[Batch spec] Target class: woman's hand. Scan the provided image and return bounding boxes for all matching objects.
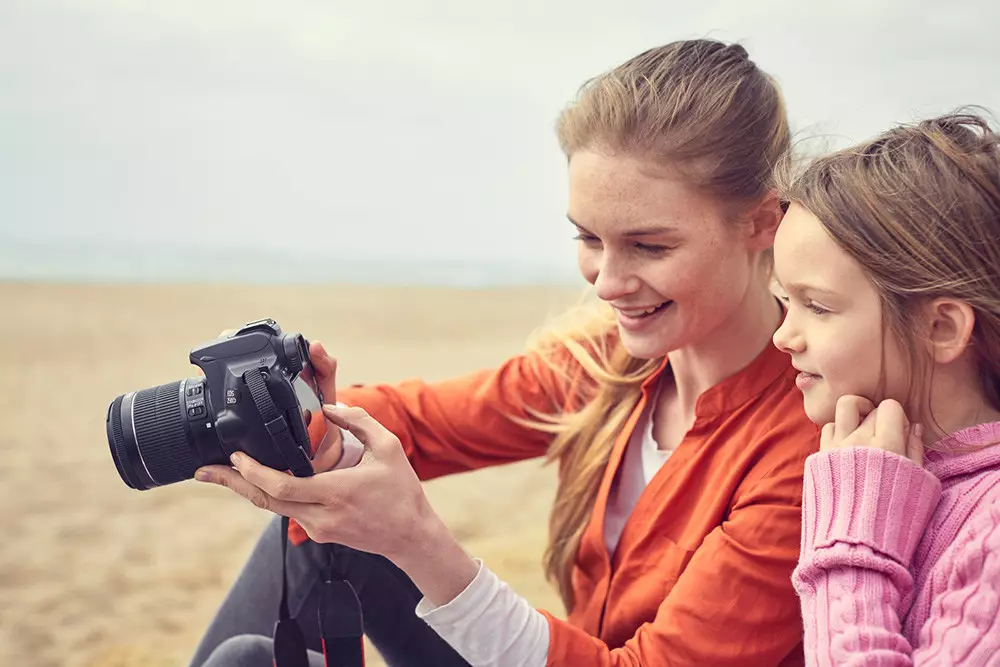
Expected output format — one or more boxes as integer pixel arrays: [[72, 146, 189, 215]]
[[306, 341, 345, 473], [195, 404, 480, 606], [820, 396, 925, 465]]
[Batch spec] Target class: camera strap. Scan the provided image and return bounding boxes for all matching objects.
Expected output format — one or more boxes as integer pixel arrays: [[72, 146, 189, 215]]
[[244, 368, 366, 667], [243, 368, 312, 477], [274, 516, 310, 667], [274, 517, 366, 667]]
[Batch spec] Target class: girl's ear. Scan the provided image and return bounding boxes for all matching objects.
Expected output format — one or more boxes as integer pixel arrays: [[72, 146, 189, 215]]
[[925, 297, 976, 364]]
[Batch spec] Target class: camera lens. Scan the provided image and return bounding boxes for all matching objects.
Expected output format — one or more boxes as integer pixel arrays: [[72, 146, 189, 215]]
[[106, 380, 204, 490]]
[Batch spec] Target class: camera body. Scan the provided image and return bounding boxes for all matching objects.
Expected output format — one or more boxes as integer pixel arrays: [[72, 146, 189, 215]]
[[107, 318, 328, 490]]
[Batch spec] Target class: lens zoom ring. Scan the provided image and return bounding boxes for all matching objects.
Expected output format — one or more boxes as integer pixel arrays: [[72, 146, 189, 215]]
[[132, 382, 199, 484]]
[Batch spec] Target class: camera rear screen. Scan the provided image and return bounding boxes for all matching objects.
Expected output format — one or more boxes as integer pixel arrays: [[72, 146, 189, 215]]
[[292, 365, 328, 457]]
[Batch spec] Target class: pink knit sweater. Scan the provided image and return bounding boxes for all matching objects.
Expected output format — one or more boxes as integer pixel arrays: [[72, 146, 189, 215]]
[[794, 421, 1000, 665]]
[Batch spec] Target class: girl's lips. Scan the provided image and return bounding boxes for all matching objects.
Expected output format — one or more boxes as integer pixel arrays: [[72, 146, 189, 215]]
[[795, 371, 822, 391]]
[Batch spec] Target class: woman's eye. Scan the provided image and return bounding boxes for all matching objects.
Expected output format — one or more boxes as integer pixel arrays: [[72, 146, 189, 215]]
[[634, 243, 672, 255], [573, 233, 601, 245]]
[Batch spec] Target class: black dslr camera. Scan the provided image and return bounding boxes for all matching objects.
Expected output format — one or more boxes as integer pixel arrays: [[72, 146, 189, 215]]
[[106, 318, 330, 490]]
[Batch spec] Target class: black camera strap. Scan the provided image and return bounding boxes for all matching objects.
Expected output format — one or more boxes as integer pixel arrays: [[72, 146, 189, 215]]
[[243, 368, 312, 477], [245, 369, 366, 667], [274, 515, 310, 667], [274, 517, 366, 667], [318, 562, 366, 667]]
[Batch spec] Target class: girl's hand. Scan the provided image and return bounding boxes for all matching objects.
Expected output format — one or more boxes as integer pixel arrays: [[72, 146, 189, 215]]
[[820, 396, 924, 466]]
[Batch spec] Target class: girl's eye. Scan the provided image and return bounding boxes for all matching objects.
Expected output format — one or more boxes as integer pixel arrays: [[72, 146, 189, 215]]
[[777, 291, 830, 315], [573, 233, 600, 245], [806, 302, 831, 316]]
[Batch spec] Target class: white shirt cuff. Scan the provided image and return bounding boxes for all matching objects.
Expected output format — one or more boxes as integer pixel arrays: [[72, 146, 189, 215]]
[[415, 560, 549, 667]]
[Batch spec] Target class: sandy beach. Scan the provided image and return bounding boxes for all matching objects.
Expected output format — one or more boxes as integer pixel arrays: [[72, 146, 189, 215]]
[[0, 282, 582, 667]]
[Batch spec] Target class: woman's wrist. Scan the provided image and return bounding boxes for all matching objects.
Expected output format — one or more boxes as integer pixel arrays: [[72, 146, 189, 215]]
[[391, 513, 481, 608]]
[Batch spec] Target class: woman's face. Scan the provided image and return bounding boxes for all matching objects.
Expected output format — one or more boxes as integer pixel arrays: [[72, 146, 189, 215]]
[[568, 150, 762, 360]]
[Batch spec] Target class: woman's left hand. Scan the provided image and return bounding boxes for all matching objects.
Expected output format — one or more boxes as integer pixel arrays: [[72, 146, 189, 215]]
[[819, 396, 925, 466]]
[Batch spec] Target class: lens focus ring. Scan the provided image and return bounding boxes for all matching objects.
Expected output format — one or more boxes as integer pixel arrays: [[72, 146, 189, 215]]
[[132, 381, 201, 485]]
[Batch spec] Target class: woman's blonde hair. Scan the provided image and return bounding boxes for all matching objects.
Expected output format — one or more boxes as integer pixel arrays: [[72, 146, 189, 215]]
[[529, 39, 790, 611], [775, 111, 1000, 432]]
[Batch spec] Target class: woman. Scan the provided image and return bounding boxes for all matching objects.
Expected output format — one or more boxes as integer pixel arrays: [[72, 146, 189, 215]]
[[192, 39, 818, 667]]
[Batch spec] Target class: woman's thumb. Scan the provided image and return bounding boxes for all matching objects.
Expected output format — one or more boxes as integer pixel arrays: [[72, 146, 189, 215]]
[[309, 341, 338, 401]]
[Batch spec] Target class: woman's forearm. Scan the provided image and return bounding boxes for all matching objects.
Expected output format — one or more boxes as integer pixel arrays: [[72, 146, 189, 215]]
[[391, 513, 481, 607]]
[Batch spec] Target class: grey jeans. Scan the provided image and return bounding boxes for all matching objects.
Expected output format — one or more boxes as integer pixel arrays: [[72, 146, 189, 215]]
[[188, 515, 470, 667]]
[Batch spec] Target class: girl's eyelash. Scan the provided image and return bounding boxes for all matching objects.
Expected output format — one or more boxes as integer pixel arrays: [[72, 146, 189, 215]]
[[778, 293, 830, 316], [806, 302, 831, 315]]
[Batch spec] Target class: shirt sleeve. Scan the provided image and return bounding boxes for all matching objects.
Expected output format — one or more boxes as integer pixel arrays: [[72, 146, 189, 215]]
[[416, 560, 550, 667], [792, 448, 942, 666], [336, 349, 580, 480]]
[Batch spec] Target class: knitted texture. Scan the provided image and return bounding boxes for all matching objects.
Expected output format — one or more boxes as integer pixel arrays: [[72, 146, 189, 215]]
[[794, 422, 1000, 666]]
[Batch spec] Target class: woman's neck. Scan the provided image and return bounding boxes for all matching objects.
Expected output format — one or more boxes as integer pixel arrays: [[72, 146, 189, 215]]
[[665, 278, 782, 420]]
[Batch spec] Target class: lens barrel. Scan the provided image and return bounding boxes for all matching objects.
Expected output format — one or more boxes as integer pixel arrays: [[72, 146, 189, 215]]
[[106, 380, 204, 490]]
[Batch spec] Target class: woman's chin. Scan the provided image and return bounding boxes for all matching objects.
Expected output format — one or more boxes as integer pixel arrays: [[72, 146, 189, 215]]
[[618, 332, 671, 361]]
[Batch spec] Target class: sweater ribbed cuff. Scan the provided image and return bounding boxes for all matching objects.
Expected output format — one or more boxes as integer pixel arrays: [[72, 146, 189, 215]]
[[802, 448, 942, 567]]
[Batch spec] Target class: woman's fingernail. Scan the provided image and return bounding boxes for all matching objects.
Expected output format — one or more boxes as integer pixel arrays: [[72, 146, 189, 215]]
[[230, 452, 244, 466], [195, 470, 211, 482]]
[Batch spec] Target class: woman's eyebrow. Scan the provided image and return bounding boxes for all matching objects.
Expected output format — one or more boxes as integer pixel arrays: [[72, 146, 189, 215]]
[[567, 216, 680, 237]]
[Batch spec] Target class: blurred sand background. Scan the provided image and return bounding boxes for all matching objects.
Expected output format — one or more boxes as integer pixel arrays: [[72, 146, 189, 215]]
[[0, 282, 582, 667]]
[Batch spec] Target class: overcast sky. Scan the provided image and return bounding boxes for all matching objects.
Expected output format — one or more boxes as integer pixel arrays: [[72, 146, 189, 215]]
[[2, 0, 998, 283]]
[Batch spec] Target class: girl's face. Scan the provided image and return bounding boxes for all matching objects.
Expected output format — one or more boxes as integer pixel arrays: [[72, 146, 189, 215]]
[[771, 203, 910, 424], [568, 151, 766, 360]]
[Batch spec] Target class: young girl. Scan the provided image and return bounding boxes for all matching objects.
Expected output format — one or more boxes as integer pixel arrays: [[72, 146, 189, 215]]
[[772, 111, 1000, 665], [192, 40, 819, 667]]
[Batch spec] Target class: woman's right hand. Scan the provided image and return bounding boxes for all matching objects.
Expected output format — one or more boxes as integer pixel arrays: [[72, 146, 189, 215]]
[[306, 341, 345, 472]]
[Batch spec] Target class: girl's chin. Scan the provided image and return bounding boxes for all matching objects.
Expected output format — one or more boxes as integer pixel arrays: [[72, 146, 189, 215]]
[[802, 396, 836, 427]]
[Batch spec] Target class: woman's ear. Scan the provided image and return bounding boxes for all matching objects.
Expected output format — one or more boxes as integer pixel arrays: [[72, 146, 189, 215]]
[[745, 190, 784, 252], [925, 297, 976, 364]]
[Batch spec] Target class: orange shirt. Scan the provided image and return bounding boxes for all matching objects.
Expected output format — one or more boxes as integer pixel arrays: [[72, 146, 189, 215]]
[[292, 340, 819, 666]]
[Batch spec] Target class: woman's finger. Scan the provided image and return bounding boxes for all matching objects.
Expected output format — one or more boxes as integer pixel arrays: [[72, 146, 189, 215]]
[[195, 464, 311, 518], [309, 341, 338, 403], [228, 452, 329, 504], [323, 404, 398, 453]]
